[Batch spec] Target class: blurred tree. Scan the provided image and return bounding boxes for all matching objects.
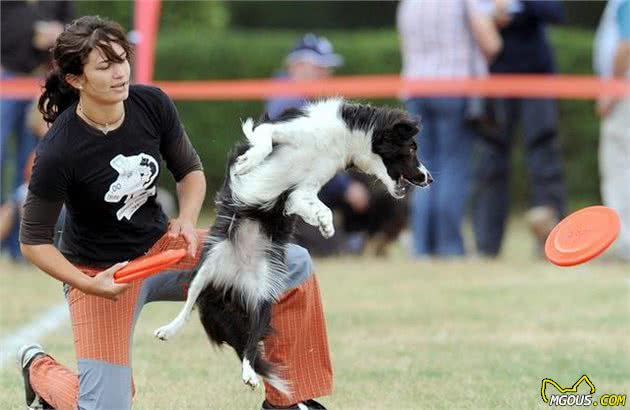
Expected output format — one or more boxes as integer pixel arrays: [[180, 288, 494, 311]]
[[160, 1, 229, 30], [76, 1, 132, 29], [227, 0, 604, 30], [74, 1, 602, 31], [227, 1, 397, 29], [562, 0, 606, 28], [76, 1, 229, 32]]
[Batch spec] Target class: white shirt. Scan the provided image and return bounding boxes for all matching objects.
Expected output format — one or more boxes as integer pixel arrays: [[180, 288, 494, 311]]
[[397, 0, 490, 78], [594, 0, 630, 78]]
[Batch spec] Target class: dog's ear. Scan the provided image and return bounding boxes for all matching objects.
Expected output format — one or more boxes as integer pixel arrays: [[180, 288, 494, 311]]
[[259, 111, 271, 123], [393, 120, 419, 138]]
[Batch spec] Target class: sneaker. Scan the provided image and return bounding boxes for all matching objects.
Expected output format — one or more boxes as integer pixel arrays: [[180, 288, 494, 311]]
[[525, 206, 558, 246], [261, 399, 327, 410], [17, 343, 51, 409]]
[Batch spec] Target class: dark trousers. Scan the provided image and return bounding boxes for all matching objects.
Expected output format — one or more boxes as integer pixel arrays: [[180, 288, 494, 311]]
[[472, 98, 567, 256]]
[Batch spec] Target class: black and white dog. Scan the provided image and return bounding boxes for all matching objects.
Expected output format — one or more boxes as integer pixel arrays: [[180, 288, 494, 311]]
[[154, 98, 432, 394]]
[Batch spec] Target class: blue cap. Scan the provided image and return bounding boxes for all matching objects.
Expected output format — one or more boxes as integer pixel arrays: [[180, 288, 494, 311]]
[[285, 33, 344, 68]]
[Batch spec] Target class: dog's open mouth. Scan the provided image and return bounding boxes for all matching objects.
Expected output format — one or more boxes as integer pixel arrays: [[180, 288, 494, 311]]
[[393, 176, 411, 198]]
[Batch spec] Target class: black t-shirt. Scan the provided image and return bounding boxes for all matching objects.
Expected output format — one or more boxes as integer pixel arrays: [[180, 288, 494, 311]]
[[26, 85, 196, 265]]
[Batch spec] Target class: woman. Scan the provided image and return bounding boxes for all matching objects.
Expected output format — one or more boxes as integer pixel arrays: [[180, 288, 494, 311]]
[[397, 0, 501, 258], [18, 16, 331, 410]]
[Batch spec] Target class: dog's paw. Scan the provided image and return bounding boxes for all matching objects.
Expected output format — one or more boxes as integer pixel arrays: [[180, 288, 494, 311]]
[[297, 211, 318, 227], [233, 148, 269, 176], [154, 323, 179, 341], [316, 207, 335, 238], [233, 152, 256, 176], [319, 223, 335, 239], [242, 358, 260, 390]]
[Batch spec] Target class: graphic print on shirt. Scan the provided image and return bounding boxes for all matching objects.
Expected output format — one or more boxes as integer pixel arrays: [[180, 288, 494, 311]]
[[105, 153, 159, 220]]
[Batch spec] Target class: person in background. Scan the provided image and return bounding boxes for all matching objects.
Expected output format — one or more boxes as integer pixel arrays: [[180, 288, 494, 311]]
[[472, 0, 567, 257], [397, 0, 502, 258], [0, 0, 74, 260], [266, 34, 376, 256], [594, 0, 630, 262], [0, 102, 53, 246]]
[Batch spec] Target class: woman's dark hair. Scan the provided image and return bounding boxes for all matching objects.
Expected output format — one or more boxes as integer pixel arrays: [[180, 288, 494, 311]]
[[39, 16, 132, 123]]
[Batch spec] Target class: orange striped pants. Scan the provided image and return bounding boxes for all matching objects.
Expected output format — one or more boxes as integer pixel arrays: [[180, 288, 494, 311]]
[[28, 231, 333, 409]]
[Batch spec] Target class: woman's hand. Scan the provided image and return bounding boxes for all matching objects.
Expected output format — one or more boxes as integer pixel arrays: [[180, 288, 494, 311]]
[[168, 217, 198, 257], [84, 262, 130, 301]]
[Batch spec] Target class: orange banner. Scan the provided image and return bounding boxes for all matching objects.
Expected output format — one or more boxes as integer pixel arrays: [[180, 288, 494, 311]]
[[1, 74, 628, 100]]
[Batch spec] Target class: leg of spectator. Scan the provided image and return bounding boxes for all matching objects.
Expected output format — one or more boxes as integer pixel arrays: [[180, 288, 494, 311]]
[[407, 98, 436, 256], [599, 98, 630, 260], [429, 97, 472, 256], [1, 99, 34, 260], [472, 99, 516, 257], [522, 98, 567, 218], [0, 98, 24, 203], [14, 103, 38, 195]]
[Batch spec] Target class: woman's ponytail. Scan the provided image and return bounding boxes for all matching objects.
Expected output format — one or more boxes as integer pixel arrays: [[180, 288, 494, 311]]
[[38, 69, 78, 124]]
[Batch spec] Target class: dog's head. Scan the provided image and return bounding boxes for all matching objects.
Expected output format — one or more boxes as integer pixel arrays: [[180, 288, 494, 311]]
[[371, 115, 432, 198], [343, 103, 432, 199]]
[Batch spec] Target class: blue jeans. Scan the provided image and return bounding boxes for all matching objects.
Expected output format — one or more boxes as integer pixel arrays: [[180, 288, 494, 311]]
[[1, 72, 39, 259], [406, 97, 473, 257], [472, 98, 566, 256]]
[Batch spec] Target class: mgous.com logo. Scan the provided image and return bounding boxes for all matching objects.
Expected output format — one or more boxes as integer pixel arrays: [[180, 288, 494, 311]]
[[541, 375, 627, 407]]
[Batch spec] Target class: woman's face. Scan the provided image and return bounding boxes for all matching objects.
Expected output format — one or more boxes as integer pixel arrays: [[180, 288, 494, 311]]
[[78, 42, 131, 104]]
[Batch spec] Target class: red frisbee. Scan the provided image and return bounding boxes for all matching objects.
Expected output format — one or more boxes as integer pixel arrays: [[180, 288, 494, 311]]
[[114, 249, 187, 284], [545, 206, 620, 267]]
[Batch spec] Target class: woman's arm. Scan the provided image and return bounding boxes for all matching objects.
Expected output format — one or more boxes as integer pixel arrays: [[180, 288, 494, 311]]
[[20, 190, 129, 300], [176, 170, 206, 225], [160, 126, 206, 258], [156, 87, 206, 256], [20, 243, 129, 300], [167, 170, 206, 257]]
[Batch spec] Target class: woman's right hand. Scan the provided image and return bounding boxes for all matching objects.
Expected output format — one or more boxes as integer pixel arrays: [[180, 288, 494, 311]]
[[84, 262, 130, 301]]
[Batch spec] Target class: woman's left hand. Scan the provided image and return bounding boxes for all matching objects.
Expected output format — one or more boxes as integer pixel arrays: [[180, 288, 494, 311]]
[[168, 217, 197, 257]]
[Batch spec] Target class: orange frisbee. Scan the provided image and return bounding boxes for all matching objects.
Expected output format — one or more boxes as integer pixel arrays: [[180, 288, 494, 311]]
[[545, 206, 620, 267], [114, 249, 187, 284]]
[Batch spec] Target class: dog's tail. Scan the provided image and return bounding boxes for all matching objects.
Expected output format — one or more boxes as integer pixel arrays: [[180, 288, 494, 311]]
[[253, 355, 291, 397], [241, 118, 255, 142]]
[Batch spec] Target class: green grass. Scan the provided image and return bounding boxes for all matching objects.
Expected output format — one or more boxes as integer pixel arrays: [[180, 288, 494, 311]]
[[0, 220, 628, 409]]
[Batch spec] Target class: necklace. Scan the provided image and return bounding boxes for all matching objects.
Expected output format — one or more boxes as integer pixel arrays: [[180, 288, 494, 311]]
[[78, 102, 125, 135]]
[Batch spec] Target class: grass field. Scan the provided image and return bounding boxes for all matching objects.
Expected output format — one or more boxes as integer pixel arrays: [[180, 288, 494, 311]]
[[0, 220, 628, 409]]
